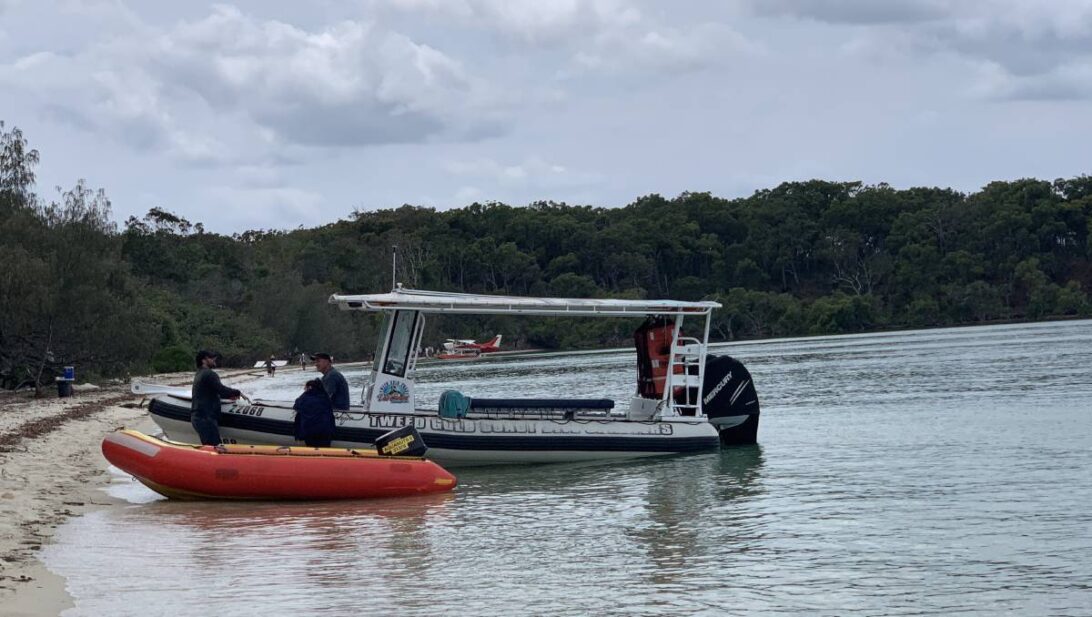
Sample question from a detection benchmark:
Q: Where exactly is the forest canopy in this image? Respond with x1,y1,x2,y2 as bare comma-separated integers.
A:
2,122,1090,388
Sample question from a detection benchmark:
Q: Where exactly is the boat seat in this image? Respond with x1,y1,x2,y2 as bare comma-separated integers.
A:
468,398,614,410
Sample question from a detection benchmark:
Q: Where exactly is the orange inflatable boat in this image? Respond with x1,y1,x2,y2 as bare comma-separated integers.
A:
102,430,457,500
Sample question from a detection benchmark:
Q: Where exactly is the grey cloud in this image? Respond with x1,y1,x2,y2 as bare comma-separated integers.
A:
375,0,641,46
8,0,1092,237
746,0,947,25
0,3,510,165
444,155,603,191
149,7,505,147
985,61,1092,101
256,103,445,147
571,22,758,76
935,24,1092,77
746,0,1092,100
380,0,755,76
1007,81,1092,101
39,103,100,134
0,48,177,152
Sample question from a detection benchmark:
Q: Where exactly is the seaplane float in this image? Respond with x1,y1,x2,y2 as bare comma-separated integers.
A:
139,287,761,466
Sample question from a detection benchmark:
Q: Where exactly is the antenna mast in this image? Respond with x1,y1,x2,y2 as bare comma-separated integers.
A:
391,245,397,290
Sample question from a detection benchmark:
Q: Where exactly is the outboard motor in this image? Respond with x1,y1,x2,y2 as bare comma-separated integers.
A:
701,355,760,445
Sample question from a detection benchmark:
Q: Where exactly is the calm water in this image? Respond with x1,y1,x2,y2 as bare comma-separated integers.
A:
45,321,1092,615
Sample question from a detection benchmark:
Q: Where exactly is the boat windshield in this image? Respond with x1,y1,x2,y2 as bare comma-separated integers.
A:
383,310,416,377
371,313,388,374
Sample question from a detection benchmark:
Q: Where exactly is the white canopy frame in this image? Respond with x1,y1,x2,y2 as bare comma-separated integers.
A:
330,287,719,317
332,287,721,419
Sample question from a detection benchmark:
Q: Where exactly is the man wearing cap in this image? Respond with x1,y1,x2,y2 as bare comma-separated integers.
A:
192,350,249,445
311,353,350,411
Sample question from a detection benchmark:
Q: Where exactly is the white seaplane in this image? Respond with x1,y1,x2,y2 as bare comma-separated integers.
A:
443,335,502,353
435,334,502,360
140,287,760,466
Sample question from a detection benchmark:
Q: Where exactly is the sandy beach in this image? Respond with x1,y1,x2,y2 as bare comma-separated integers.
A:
0,370,262,617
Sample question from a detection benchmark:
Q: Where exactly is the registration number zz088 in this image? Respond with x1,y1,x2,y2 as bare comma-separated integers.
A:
233,405,264,417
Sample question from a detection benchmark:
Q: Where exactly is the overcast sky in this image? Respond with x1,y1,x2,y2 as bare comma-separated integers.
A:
2,0,1091,232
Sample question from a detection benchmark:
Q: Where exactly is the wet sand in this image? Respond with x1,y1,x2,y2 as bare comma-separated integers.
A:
0,370,260,616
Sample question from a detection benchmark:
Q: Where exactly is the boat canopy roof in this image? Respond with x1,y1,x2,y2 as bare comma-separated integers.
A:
329,288,720,317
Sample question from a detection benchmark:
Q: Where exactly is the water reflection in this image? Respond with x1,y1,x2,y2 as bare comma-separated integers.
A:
54,494,457,615
622,448,766,596
44,320,1092,616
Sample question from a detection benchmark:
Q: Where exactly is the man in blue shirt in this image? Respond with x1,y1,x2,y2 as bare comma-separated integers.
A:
311,352,350,411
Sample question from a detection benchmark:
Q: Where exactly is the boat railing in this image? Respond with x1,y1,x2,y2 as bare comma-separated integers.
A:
667,336,706,415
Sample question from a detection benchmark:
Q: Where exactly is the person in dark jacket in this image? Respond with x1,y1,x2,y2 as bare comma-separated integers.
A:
191,350,249,446
311,352,350,411
293,379,336,447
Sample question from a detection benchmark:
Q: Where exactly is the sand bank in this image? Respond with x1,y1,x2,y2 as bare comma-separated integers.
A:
0,369,260,616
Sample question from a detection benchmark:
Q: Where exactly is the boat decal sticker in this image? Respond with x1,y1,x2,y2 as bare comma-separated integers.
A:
233,405,264,417
478,421,535,434
703,370,733,405
431,418,477,433
377,380,410,403
369,415,429,430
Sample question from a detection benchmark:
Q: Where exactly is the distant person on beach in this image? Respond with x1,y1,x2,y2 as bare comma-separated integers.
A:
299,352,307,370
264,355,276,377
311,352,350,411
293,378,336,447
191,350,248,446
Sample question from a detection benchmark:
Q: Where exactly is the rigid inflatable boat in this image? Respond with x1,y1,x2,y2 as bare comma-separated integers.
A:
141,287,761,467
101,429,457,500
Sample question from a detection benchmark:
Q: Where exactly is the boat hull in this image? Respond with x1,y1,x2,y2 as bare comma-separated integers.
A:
102,429,456,500
147,395,722,467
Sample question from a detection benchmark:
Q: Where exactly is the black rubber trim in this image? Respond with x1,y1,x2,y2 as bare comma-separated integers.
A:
469,398,614,410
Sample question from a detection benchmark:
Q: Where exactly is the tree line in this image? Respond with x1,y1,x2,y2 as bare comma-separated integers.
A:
2,122,1090,389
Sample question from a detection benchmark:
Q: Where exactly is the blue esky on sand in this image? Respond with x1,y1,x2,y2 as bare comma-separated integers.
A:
2,0,1090,232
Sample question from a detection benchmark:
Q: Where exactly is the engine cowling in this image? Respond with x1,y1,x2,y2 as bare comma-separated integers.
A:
701,354,760,445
